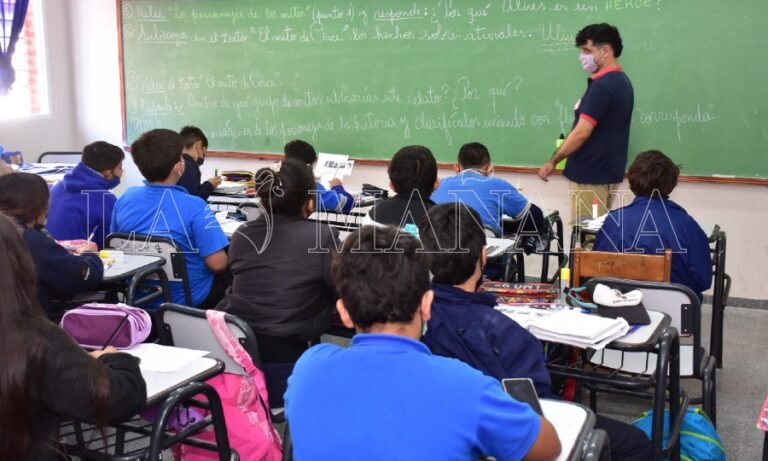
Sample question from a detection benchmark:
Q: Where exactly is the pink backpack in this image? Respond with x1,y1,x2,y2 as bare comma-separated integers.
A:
180,310,282,461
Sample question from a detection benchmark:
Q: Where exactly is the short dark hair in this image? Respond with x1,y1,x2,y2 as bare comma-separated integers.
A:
627,150,680,199
130,129,184,182
0,173,50,224
254,158,315,216
458,142,491,169
81,141,125,172
419,203,486,285
388,145,437,198
575,23,623,58
333,226,431,331
179,125,208,149
284,139,317,165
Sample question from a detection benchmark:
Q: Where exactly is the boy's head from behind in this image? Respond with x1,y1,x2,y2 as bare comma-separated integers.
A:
284,139,318,166
457,142,492,174
388,145,438,199
420,203,487,286
82,141,125,180
131,129,184,182
628,149,680,199
333,225,432,333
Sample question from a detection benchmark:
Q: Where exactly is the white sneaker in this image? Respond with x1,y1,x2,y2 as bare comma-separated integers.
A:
593,283,643,307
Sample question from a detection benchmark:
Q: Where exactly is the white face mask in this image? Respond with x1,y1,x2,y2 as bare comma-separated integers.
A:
579,52,598,73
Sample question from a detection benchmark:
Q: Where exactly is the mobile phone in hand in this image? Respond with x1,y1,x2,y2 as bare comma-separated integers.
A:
502,378,543,415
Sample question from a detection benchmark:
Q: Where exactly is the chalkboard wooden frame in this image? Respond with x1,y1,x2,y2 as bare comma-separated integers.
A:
115,0,768,186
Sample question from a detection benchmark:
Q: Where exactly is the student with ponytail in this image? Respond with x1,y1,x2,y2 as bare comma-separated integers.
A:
217,158,338,407
0,212,146,460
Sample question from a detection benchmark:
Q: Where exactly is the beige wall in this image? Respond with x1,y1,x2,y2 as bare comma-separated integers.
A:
7,0,768,300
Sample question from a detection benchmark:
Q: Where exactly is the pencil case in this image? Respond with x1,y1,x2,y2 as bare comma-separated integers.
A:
60,303,152,349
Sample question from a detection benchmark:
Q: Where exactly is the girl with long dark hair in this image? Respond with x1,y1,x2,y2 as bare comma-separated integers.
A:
0,212,146,460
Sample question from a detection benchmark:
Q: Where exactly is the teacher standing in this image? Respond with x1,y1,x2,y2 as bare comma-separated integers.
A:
538,23,634,223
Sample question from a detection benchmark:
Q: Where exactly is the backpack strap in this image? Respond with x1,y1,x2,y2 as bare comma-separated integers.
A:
205,310,272,411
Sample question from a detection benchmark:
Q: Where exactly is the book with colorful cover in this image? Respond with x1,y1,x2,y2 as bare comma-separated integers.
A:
480,282,559,304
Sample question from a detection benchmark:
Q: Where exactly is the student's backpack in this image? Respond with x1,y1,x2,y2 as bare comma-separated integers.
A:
180,310,282,461
634,407,725,461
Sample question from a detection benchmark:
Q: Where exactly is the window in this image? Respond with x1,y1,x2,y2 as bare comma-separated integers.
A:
0,0,48,119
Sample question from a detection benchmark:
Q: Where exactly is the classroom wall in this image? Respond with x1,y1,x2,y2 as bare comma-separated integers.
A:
0,0,78,160
15,0,768,301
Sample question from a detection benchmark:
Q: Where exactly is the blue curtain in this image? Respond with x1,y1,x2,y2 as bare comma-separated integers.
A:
0,0,30,94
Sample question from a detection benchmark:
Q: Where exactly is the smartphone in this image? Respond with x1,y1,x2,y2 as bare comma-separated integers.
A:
502,378,543,415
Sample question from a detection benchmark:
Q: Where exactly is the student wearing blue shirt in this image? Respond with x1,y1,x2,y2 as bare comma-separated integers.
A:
419,203,654,461
283,139,354,214
176,126,222,200
47,141,124,249
538,24,634,223
432,142,543,237
285,225,561,461
0,173,104,315
111,129,229,308
594,150,712,299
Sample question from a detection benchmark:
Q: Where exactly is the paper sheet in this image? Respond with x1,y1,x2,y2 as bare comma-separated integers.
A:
315,153,354,188
124,343,209,373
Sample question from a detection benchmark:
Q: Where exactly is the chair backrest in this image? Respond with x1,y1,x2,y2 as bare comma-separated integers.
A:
157,303,261,375
587,277,703,374
240,201,264,222
37,151,81,164
105,232,193,306
572,249,672,287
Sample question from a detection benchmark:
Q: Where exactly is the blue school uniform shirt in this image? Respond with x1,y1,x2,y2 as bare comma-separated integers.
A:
315,182,354,214
423,283,556,399
285,334,541,461
432,170,530,235
47,162,120,249
593,196,712,299
110,182,229,306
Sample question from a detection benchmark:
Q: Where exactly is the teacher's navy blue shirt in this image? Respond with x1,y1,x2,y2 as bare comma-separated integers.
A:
563,66,634,185
285,334,541,461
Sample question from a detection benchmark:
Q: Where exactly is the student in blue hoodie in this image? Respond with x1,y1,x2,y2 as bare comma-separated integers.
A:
594,150,712,300
0,173,104,315
283,139,354,214
419,202,654,461
47,141,124,249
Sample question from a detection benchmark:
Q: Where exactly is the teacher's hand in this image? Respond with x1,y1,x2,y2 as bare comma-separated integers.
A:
538,161,555,182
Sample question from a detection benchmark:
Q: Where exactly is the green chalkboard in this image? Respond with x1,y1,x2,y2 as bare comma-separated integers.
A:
119,0,768,179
